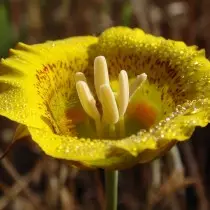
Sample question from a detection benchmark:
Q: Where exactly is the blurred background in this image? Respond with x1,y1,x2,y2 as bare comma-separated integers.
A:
0,0,210,209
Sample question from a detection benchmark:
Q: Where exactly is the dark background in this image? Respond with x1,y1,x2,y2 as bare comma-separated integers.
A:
0,0,210,209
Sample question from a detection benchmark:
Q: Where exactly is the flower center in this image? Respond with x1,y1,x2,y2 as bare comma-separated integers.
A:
75,56,147,138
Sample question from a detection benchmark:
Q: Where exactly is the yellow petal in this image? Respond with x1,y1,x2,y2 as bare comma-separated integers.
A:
95,26,210,149
0,36,97,131
13,124,30,140
28,126,156,169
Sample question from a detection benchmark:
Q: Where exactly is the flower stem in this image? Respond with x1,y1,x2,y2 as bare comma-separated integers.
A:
105,170,118,210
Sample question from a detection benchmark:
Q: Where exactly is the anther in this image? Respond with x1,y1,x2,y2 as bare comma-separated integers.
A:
76,81,100,121
118,70,129,117
100,84,119,124
75,72,87,83
94,56,110,101
129,73,147,98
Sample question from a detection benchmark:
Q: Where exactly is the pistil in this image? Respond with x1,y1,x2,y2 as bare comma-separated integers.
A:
75,56,147,138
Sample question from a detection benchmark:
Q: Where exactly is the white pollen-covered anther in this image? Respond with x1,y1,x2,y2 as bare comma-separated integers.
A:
75,72,87,83
118,70,129,117
76,81,100,121
129,73,147,98
100,84,119,124
94,56,110,101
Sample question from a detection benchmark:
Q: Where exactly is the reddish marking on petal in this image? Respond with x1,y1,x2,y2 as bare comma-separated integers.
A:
128,102,157,128
36,74,40,81
43,66,48,72
65,107,87,124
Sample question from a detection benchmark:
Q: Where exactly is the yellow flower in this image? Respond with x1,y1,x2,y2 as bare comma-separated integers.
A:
1,27,210,169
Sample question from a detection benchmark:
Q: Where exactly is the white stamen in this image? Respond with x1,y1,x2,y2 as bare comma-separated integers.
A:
94,56,110,101
75,72,87,83
76,81,100,121
129,73,147,98
100,84,119,124
118,70,129,117
75,56,148,138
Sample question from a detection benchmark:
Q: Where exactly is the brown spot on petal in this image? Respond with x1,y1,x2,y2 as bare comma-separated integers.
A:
128,102,158,128
65,107,87,125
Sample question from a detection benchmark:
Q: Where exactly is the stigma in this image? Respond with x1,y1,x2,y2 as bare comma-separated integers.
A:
75,56,147,138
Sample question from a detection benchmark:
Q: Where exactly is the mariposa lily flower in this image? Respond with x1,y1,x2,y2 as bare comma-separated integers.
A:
1,27,210,169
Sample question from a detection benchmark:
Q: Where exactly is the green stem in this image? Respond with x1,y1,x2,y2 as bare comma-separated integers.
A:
105,170,118,210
